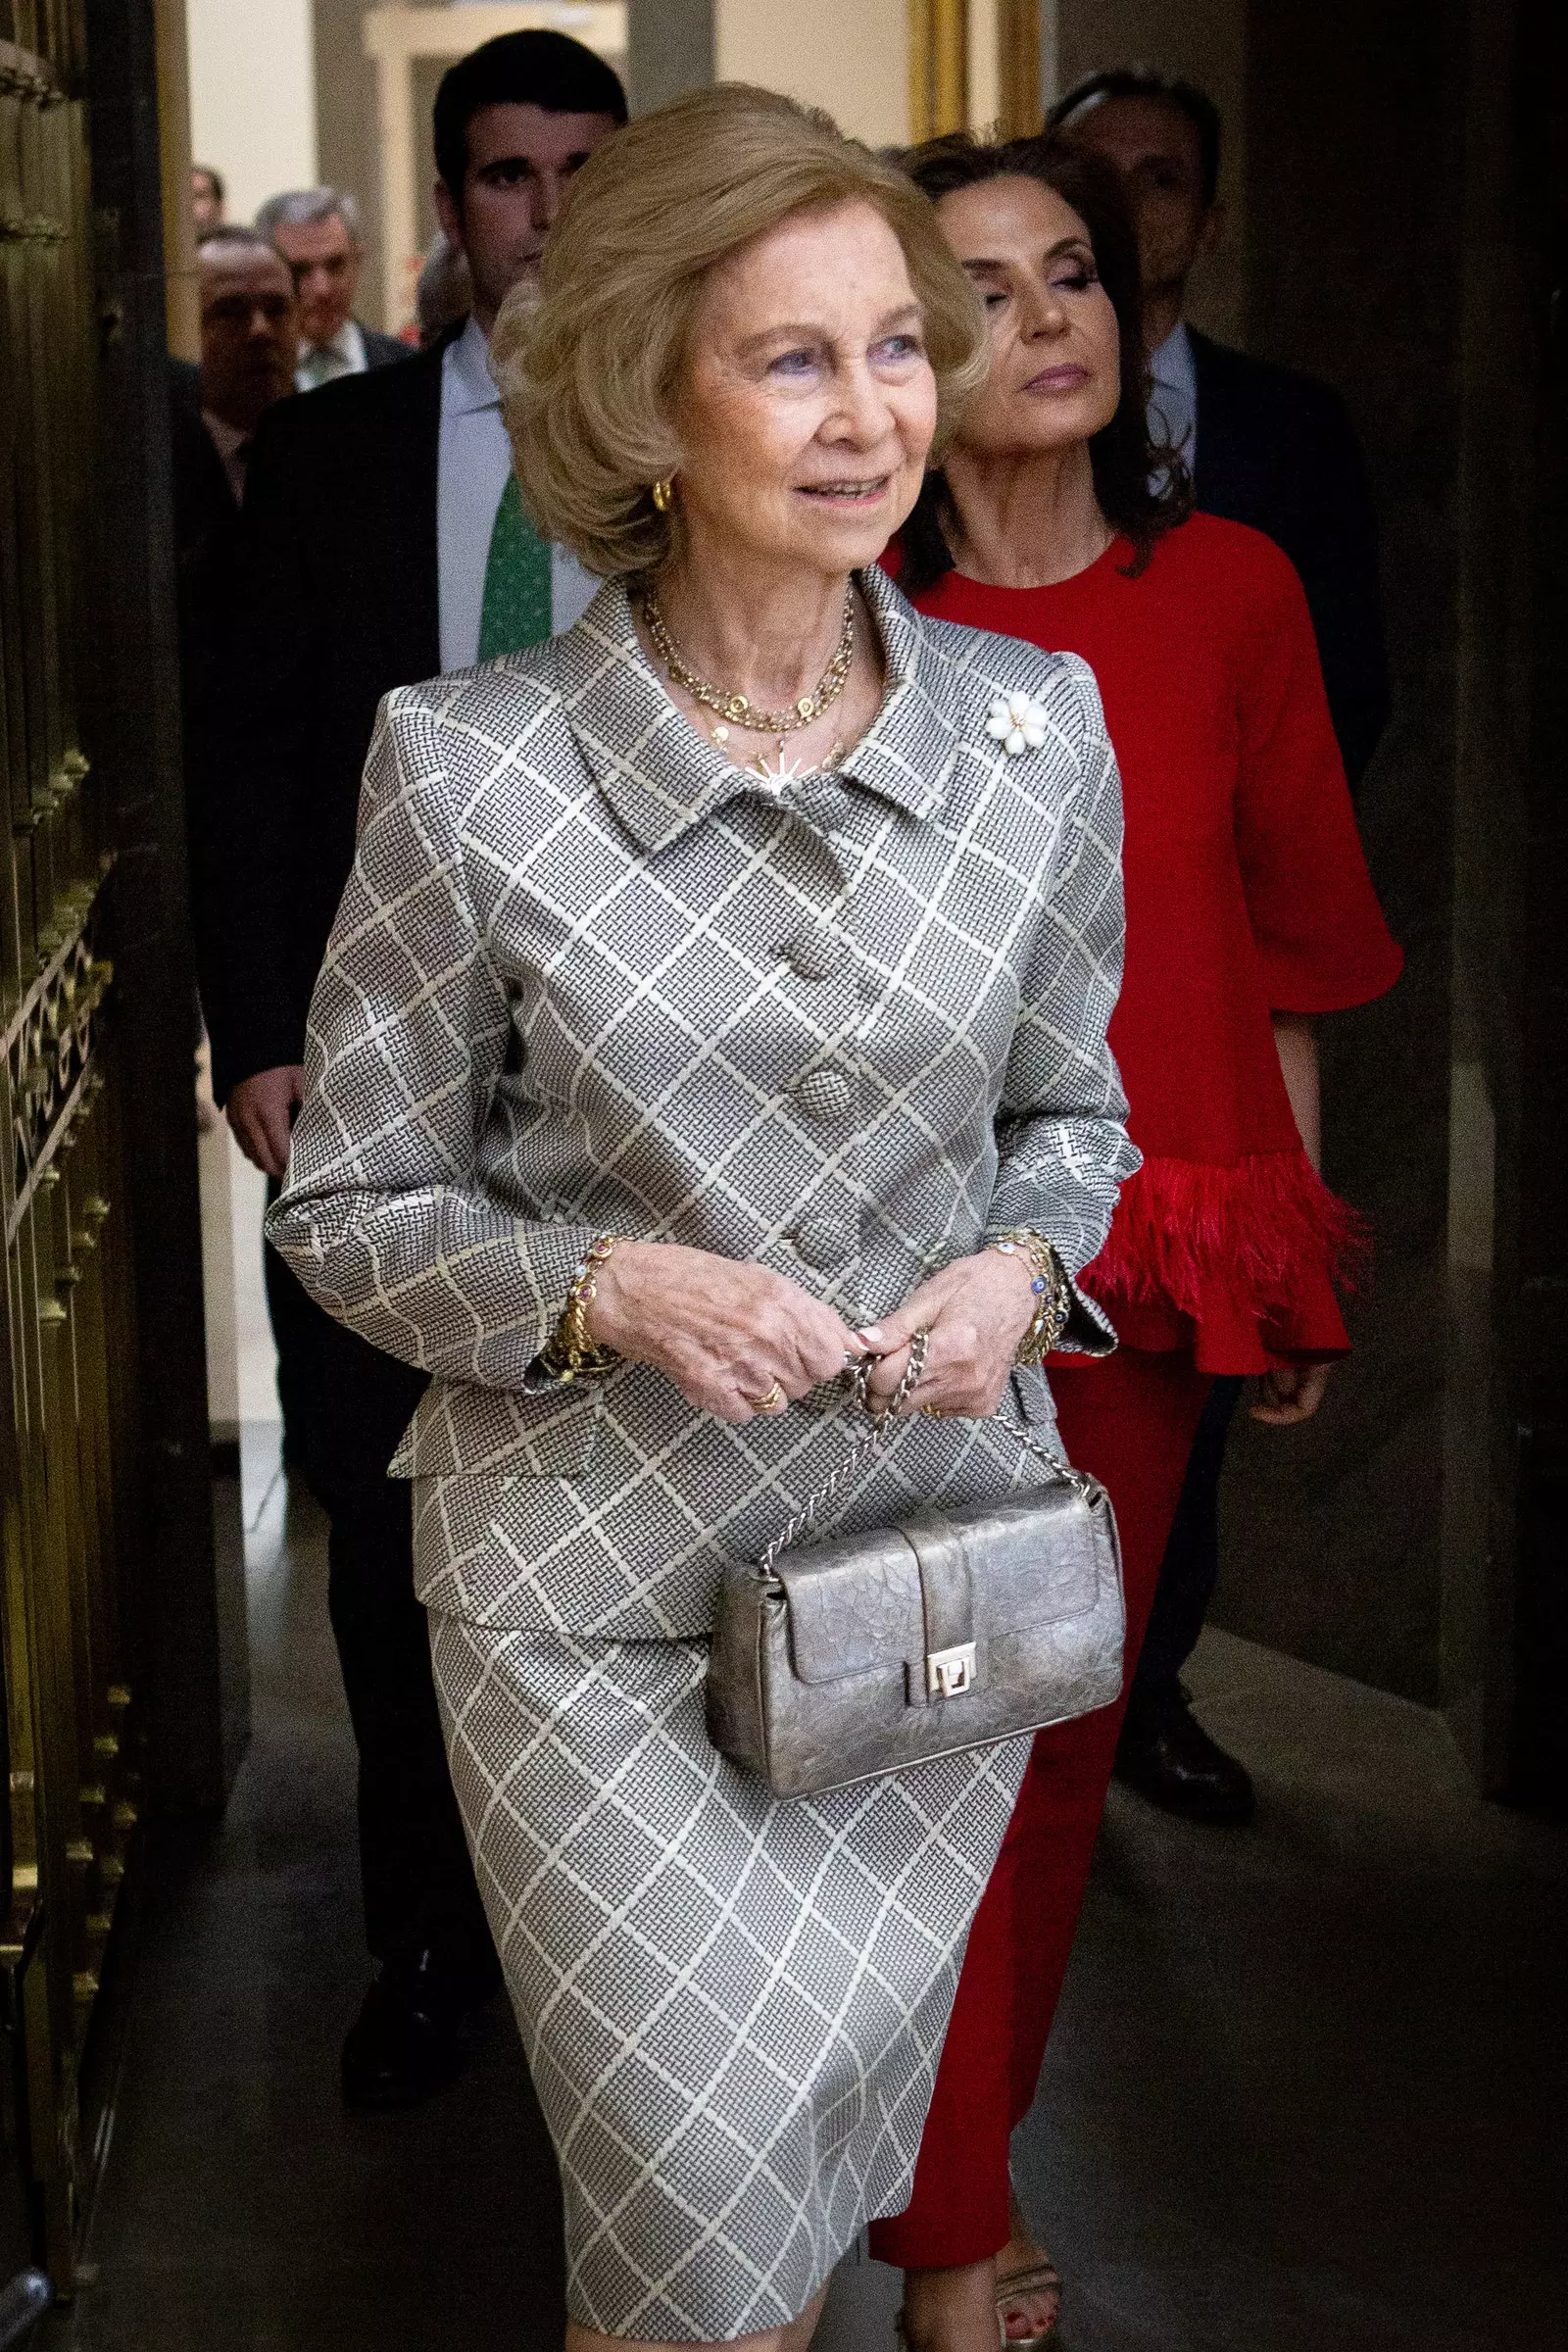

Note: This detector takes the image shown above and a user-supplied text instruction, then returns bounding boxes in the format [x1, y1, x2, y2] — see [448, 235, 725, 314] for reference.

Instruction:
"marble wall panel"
[1210, 0, 1549, 1788]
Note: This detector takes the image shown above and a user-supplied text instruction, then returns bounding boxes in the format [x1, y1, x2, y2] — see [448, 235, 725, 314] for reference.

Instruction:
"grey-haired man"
[256, 186, 408, 387]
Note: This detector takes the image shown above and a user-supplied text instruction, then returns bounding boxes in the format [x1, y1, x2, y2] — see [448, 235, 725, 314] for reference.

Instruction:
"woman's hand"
[856, 1250, 1038, 1419]
[585, 1243, 866, 1424]
[1250, 1361, 1333, 1425]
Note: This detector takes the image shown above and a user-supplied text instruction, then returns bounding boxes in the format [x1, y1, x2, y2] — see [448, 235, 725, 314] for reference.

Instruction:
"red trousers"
[867, 1346, 1212, 2270]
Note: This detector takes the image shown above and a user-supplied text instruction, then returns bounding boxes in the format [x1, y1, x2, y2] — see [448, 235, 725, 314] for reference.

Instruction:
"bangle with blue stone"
[986, 1228, 1070, 1365]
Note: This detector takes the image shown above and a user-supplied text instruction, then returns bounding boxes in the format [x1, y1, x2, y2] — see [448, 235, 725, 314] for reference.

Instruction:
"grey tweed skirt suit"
[269, 565, 1137, 2341]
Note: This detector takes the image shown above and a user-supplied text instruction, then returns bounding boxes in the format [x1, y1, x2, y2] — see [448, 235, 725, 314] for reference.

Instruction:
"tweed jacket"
[267, 566, 1139, 1636]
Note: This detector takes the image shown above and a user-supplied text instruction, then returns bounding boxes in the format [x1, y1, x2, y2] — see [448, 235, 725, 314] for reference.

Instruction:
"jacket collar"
[554, 563, 964, 856]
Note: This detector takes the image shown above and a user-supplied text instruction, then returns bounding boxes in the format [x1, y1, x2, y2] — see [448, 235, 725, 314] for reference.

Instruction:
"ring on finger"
[743, 1381, 788, 1414]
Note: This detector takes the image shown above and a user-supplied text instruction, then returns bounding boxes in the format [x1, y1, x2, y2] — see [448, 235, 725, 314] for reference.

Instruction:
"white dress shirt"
[296, 318, 368, 393]
[437, 316, 600, 673]
[1148, 318, 1198, 474]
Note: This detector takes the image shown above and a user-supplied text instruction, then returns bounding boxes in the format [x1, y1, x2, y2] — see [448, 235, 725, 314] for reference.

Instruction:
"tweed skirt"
[429, 1610, 1031, 2341]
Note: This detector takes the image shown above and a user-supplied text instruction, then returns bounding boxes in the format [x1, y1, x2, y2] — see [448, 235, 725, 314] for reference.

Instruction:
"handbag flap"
[961, 1488, 1101, 1638]
[775, 1486, 1103, 1686]
[775, 1527, 925, 1685]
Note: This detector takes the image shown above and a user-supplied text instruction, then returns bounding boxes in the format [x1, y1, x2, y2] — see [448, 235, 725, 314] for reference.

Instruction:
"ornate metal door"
[0, 1, 144, 2284]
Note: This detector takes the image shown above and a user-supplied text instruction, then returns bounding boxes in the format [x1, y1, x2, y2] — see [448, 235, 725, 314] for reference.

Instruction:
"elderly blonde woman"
[269, 85, 1136, 2352]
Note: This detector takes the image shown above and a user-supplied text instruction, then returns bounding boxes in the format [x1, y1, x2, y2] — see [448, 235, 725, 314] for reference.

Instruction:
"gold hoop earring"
[652, 477, 675, 514]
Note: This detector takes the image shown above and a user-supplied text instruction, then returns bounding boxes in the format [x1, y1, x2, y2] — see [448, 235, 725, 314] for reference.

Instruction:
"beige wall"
[714, 0, 1056, 148]
[186, 0, 318, 224]
[715, 0, 910, 146]
[630, 0, 714, 112]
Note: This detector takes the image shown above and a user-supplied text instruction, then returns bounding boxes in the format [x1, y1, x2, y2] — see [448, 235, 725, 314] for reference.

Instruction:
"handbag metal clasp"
[925, 1642, 977, 1699]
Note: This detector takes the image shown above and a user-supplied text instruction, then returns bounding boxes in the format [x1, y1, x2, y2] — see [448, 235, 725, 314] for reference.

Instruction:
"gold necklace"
[642, 585, 856, 741]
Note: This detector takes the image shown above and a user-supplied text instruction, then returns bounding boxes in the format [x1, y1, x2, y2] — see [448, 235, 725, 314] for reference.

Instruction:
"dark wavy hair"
[897, 133, 1191, 592]
[433, 30, 628, 208]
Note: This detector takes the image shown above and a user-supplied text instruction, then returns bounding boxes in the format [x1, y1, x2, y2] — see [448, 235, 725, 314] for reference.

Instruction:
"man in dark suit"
[1051, 69, 1393, 1827]
[194, 29, 626, 2113]
[171, 229, 299, 778]
[1051, 67, 1391, 791]
[255, 186, 409, 388]
[171, 228, 300, 556]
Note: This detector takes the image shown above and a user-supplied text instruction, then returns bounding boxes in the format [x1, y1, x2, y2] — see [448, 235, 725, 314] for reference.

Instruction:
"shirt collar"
[443, 315, 501, 416]
[1150, 318, 1196, 398]
[201, 409, 249, 463]
[553, 563, 964, 857]
[201, 408, 252, 504]
[301, 318, 367, 373]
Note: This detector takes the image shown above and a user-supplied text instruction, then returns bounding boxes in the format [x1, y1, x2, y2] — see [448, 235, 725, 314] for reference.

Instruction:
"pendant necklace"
[750, 735, 846, 783]
[643, 585, 856, 778]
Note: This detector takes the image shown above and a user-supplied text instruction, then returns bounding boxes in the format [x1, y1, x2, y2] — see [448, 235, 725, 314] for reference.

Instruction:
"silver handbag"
[707, 1334, 1126, 1797]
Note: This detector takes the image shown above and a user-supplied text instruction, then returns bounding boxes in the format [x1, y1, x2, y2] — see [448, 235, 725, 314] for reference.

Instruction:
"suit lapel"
[1188, 328, 1243, 515]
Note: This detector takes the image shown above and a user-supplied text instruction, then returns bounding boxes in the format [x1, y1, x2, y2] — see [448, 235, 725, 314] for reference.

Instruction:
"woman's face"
[671, 198, 938, 576]
[935, 175, 1120, 460]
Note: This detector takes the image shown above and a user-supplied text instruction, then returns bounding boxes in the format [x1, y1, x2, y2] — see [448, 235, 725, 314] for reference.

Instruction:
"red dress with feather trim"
[910, 513, 1402, 1373]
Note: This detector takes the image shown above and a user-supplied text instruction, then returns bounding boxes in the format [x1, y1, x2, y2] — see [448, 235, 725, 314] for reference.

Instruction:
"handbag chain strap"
[758, 1329, 1096, 1573]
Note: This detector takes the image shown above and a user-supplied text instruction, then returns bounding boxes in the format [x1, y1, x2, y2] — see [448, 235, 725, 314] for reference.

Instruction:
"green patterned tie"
[478, 473, 554, 659]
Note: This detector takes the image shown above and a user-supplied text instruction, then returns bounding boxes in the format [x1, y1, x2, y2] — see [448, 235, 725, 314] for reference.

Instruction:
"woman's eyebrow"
[962, 237, 1094, 270]
[735, 302, 922, 358]
[734, 321, 824, 356]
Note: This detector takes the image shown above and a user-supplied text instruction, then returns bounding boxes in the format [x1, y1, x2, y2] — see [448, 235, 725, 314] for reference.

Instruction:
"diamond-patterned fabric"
[432, 1618, 1029, 2340]
[269, 564, 1137, 1623]
[267, 564, 1136, 2336]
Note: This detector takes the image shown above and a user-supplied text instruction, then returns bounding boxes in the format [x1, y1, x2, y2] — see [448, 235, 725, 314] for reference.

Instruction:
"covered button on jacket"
[268, 566, 1140, 1636]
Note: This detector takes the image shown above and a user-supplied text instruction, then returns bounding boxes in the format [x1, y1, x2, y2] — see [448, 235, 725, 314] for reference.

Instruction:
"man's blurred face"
[433, 102, 620, 332]
[1059, 95, 1217, 317]
[191, 168, 222, 235]
[199, 244, 299, 431]
[271, 211, 362, 348]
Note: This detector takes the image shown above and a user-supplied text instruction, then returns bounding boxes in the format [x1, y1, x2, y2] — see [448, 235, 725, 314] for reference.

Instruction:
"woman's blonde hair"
[491, 83, 989, 579]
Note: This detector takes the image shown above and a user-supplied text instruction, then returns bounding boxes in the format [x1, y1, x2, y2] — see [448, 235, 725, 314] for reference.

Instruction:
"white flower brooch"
[985, 691, 1050, 758]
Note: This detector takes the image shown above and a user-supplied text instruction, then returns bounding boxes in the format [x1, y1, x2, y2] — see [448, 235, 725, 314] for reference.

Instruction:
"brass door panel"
[1, 26, 145, 2289]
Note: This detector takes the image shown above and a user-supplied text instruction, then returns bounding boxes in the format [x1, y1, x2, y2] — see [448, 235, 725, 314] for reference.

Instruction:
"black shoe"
[341, 1946, 502, 2111]
[1114, 1684, 1255, 1826]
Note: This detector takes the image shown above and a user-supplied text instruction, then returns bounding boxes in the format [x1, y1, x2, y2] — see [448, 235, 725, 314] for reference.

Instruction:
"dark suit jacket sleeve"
[1193, 335, 1392, 792]
[191, 352, 444, 1102]
[190, 412, 325, 1100]
[1288, 381, 1391, 792]
[361, 323, 413, 371]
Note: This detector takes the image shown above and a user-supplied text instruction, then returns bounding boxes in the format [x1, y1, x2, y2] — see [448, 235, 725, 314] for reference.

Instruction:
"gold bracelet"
[986, 1228, 1070, 1366]
[537, 1234, 629, 1384]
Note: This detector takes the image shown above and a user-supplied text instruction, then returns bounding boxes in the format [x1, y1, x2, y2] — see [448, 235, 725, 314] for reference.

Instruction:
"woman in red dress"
[873, 137, 1402, 2349]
